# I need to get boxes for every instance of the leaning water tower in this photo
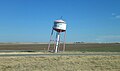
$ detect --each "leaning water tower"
[48,19,67,53]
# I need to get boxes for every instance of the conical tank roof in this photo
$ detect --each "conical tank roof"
[54,20,65,23]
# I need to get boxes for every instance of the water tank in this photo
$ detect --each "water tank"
[53,20,66,32]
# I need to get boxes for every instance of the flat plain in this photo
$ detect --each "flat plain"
[0,56,120,71]
[0,43,120,71]
[0,43,120,52]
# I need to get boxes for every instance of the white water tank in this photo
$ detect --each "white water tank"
[53,20,66,32]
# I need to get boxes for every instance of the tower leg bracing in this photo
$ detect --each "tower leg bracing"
[55,32,60,53]
[48,29,54,51]
[63,31,66,51]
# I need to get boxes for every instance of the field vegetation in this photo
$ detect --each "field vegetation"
[0,56,120,71]
[0,43,120,71]
[0,43,120,52]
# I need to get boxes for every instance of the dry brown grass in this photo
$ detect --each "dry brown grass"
[0,43,120,52]
[0,56,120,71]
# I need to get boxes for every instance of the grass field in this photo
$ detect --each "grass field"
[0,43,120,71]
[0,56,120,71]
[0,43,120,52]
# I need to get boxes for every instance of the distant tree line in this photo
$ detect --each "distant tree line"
[74,42,85,44]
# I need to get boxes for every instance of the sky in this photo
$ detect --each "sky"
[0,0,120,43]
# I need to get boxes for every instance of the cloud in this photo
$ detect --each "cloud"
[95,35,120,42]
[115,15,120,19]
[112,13,116,16]
[112,13,120,19]
[102,35,120,39]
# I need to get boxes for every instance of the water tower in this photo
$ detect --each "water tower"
[48,19,67,53]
